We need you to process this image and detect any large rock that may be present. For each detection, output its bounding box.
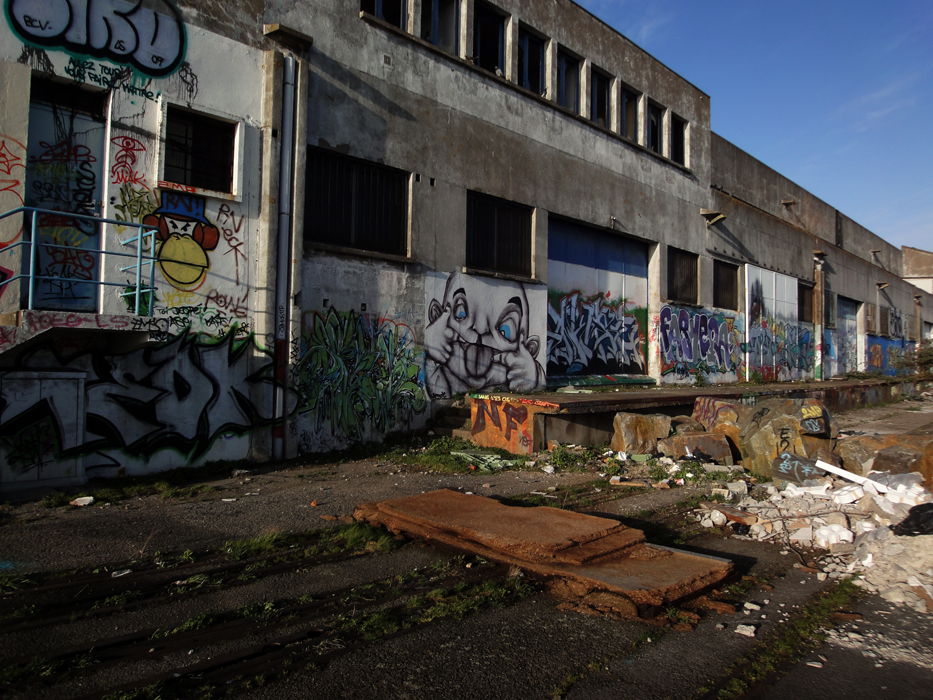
[736,398,837,478]
[834,434,933,476]
[610,413,672,454]
[658,433,733,465]
[918,442,933,492]
[692,398,754,448]
[672,415,706,435]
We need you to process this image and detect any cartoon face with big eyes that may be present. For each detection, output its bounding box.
[425,272,544,398]
[144,193,219,290]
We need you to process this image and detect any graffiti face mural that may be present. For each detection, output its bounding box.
[6,0,186,77]
[425,272,545,398]
[144,192,219,289]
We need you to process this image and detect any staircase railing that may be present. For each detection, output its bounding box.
[0,207,159,316]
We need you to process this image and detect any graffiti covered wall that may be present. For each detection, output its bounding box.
[0,326,277,480]
[655,304,744,383]
[745,266,814,381]
[824,296,858,378]
[424,271,546,398]
[867,336,914,376]
[546,219,648,379]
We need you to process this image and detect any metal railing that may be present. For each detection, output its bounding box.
[0,207,159,316]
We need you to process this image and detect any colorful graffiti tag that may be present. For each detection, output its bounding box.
[867,336,914,376]
[745,317,816,381]
[6,0,187,77]
[425,272,545,398]
[296,309,425,448]
[546,291,646,376]
[658,304,743,380]
[144,192,219,290]
[0,326,277,477]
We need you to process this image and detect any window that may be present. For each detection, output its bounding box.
[620,86,638,141]
[361,0,405,29]
[304,148,407,256]
[798,281,814,323]
[591,67,610,128]
[556,48,579,113]
[473,1,504,75]
[713,260,739,311]
[824,290,837,328]
[164,106,236,193]
[421,0,458,54]
[667,247,698,304]
[647,102,663,155]
[466,191,532,277]
[878,306,890,336]
[518,27,544,95]
[671,113,687,166]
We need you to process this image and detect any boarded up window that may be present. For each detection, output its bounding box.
[798,282,814,323]
[879,306,890,336]
[304,148,407,255]
[667,247,698,304]
[824,290,837,328]
[466,191,532,276]
[713,260,739,310]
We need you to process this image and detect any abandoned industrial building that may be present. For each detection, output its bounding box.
[0,0,930,490]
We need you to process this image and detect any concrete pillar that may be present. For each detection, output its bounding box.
[460,0,474,61]
[580,58,591,121]
[532,207,547,283]
[504,13,518,82]
[0,60,31,316]
[410,0,422,39]
[544,38,557,102]
[609,77,621,134]
[647,243,665,380]
[814,258,825,380]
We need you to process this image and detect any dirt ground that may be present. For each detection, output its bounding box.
[1,394,932,699]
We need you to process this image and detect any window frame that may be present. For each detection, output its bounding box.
[556,47,580,114]
[518,25,545,96]
[421,0,459,54]
[798,281,814,323]
[161,103,240,199]
[671,113,687,166]
[304,147,409,258]
[466,191,532,278]
[647,101,664,155]
[620,85,639,142]
[361,0,407,29]
[472,0,505,75]
[713,259,739,311]
[590,66,611,128]
[667,247,698,305]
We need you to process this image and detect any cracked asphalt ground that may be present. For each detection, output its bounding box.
[1,396,932,699]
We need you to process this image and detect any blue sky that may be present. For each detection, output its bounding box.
[576,0,933,252]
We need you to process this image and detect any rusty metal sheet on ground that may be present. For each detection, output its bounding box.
[355,489,733,617]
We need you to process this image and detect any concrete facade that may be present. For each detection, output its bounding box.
[0,0,931,488]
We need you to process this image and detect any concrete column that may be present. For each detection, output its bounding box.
[410,0,422,39]
[609,77,621,134]
[460,0,474,61]
[814,259,825,380]
[0,60,30,316]
[637,93,648,146]
[647,243,665,380]
[662,108,671,159]
[698,255,712,308]
[544,38,557,102]
[505,13,518,82]
[580,58,591,120]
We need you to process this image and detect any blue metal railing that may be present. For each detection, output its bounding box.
[0,207,159,316]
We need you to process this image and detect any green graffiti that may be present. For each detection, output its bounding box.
[298,309,426,441]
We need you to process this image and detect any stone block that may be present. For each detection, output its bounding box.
[672,415,705,435]
[657,433,733,464]
[918,442,933,492]
[834,434,933,476]
[610,413,671,455]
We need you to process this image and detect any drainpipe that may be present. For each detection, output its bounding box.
[273,55,297,460]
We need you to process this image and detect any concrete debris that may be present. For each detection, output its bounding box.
[450,451,523,472]
[734,624,758,637]
[69,496,95,507]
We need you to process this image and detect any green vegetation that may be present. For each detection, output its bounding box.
[706,579,863,699]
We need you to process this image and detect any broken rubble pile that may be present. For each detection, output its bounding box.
[699,466,933,614]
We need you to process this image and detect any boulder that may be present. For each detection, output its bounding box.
[735,398,835,478]
[918,442,933,492]
[671,415,705,435]
[834,434,933,476]
[692,398,753,448]
[610,413,672,455]
[658,433,733,465]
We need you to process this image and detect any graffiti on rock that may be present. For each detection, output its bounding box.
[425,272,545,398]
[658,305,742,379]
[0,326,277,473]
[297,309,426,446]
[6,0,186,77]
[471,397,532,452]
[546,291,646,376]
[144,192,219,290]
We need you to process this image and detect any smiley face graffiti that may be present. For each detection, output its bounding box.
[144,192,219,289]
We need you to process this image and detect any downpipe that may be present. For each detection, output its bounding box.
[273,55,297,460]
